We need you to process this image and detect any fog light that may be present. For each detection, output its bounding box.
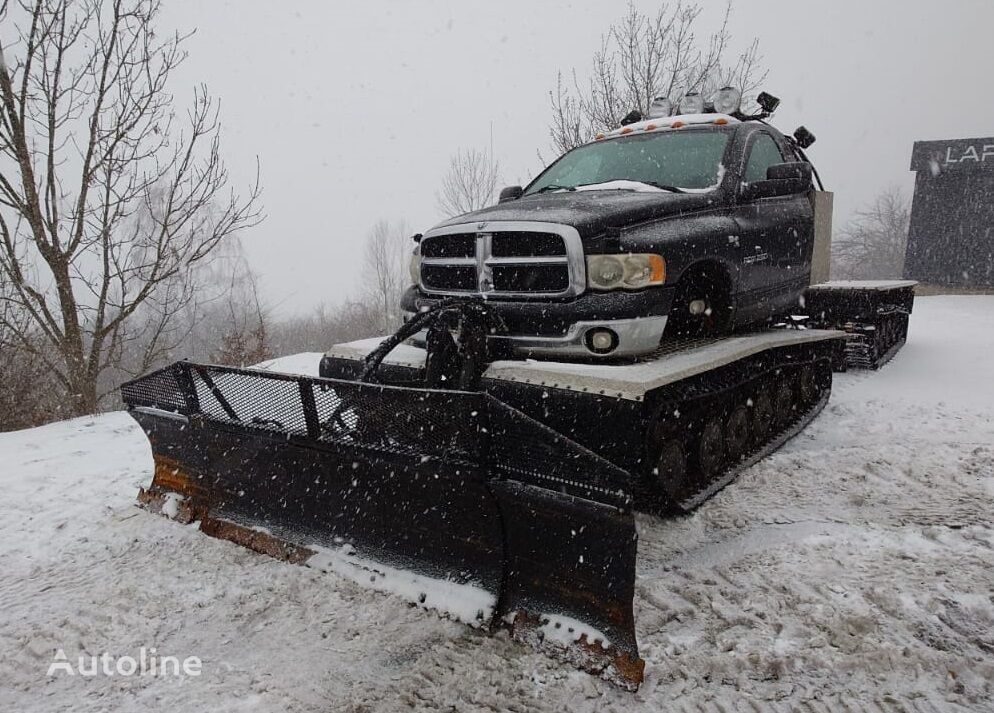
[585,328,618,354]
[678,91,704,115]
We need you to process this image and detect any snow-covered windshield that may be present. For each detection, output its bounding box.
[525,129,729,195]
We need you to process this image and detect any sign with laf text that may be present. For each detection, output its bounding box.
[910,137,994,174]
[905,135,994,287]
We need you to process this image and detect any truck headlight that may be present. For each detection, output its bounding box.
[587,254,665,290]
[409,249,420,286]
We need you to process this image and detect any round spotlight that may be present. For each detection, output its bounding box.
[647,96,673,119]
[678,91,705,115]
[712,86,741,115]
[585,328,619,355]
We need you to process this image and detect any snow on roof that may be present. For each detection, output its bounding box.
[591,113,740,144]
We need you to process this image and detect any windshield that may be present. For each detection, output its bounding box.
[525,129,729,195]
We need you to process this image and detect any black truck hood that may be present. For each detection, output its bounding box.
[431,190,720,239]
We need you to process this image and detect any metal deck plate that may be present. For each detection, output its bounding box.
[807,279,918,291]
[324,329,846,402]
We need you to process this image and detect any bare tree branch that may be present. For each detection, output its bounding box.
[361,219,411,332]
[547,1,767,154]
[832,187,910,280]
[0,0,264,415]
[436,148,499,218]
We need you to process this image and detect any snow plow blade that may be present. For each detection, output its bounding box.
[121,361,644,688]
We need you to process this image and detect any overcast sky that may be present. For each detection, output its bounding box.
[160,0,994,314]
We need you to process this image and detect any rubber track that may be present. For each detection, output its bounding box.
[872,336,907,370]
[677,388,831,511]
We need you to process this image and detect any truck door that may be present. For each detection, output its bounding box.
[733,131,813,311]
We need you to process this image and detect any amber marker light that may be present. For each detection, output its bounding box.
[648,254,666,283]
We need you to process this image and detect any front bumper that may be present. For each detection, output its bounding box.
[492,315,668,358]
[401,286,675,358]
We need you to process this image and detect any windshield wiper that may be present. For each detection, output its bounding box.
[577,179,685,193]
[533,184,576,194]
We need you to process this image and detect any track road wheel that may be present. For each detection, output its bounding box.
[695,416,726,481]
[798,365,818,404]
[653,440,692,505]
[772,379,794,430]
[725,405,751,463]
[750,391,774,444]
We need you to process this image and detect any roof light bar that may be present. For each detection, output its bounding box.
[678,92,704,115]
[647,97,673,119]
[712,86,741,115]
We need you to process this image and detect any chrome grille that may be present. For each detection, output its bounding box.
[421,233,475,259]
[491,232,567,257]
[418,222,584,298]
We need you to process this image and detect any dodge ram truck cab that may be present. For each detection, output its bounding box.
[403,97,821,358]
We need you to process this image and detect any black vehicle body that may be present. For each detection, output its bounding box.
[403,118,820,358]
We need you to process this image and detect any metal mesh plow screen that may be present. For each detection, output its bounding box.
[121,362,633,509]
[123,362,487,462]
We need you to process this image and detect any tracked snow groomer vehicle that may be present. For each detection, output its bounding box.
[122,89,915,690]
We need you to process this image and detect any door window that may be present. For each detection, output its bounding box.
[743,133,784,184]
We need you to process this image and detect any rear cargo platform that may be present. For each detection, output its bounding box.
[805,280,916,369]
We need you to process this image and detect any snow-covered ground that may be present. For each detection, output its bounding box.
[2,296,993,712]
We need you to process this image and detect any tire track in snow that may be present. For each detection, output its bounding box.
[631,520,994,711]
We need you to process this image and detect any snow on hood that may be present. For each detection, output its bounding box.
[568,180,672,193]
[431,189,719,239]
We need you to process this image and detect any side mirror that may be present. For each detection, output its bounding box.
[767,162,812,182]
[498,185,523,203]
[742,162,812,201]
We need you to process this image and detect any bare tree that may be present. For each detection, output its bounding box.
[0,0,262,416]
[547,1,767,154]
[362,219,411,332]
[107,235,269,374]
[832,187,911,280]
[0,283,64,429]
[210,269,271,367]
[269,299,383,357]
[437,148,499,217]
